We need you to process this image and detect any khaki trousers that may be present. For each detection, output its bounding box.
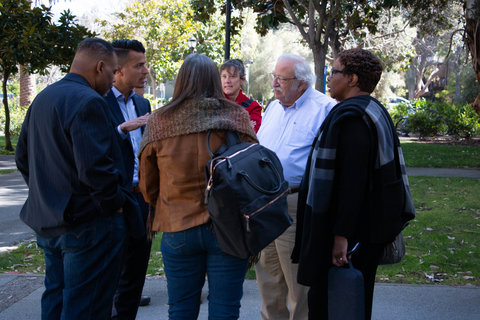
[255,193,308,320]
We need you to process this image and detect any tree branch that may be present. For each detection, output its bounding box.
[282,0,309,43]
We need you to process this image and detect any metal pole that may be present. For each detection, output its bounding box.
[225,0,231,61]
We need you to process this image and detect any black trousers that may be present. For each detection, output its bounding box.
[307,243,383,320]
[112,191,152,320]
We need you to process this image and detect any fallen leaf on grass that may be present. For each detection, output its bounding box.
[430,265,439,269]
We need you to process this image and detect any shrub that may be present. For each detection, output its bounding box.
[0,99,28,137]
[401,99,480,139]
[444,104,480,138]
[389,101,414,124]
[406,108,445,138]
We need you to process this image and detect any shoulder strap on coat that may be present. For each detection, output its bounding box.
[240,99,253,108]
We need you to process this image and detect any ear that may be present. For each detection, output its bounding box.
[298,80,308,91]
[96,60,105,74]
[348,73,359,87]
[115,64,123,75]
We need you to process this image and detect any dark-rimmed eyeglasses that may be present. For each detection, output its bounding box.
[330,68,346,75]
[269,73,297,84]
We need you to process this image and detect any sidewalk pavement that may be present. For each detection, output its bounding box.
[0,274,479,320]
[406,167,480,180]
[0,155,17,170]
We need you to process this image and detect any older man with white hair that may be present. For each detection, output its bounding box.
[255,53,336,320]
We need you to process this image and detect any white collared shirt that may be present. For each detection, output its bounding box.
[257,87,336,186]
[112,86,142,185]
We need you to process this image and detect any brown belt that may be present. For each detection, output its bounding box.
[288,186,300,194]
[130,185,141,193]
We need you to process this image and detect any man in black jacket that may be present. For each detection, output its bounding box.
[105,39,152,320]
[15,38,135,320]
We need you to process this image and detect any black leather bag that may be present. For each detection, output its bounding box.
[379,232,406,265]
[328,260,365,320]
[204,130,292,259]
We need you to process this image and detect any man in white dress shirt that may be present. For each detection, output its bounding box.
[255,54,336,320]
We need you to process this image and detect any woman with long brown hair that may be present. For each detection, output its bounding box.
[138,53,257,319]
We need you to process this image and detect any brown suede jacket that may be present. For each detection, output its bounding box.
[138,98,257,232]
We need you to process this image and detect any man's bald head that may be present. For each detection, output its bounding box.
[70,38,117,96]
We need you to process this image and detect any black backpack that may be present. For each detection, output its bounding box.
[204,130,292,259]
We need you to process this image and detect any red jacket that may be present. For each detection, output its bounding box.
[226,90,262,133]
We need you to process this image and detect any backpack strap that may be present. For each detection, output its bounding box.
[206,129,242,158]
[240,99,253,108]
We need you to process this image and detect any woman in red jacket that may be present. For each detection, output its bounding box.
[220,59,262,132]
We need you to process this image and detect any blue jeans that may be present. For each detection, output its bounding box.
[161,223,249,320]
[37,214,127,320]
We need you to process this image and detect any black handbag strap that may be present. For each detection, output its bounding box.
[206,129,242,158]
[240,99,253,108]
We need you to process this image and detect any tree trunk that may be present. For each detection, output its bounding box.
[406,67,416,100]
[312,45,327,93]
[414,55,428,98]
[2,71,13,151]
[148,71,158,108]
[464,0,480,116]
[20,65,34,107]
[454,48,462,104]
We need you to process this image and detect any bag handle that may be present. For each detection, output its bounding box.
[206,129,242,158]
[237,158,284,195]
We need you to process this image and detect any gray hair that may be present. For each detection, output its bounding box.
[277,54,315,86]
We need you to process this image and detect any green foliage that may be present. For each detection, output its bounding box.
[397,0,457,35]
[440,103,480,139]
[192,0,409,91]
[0,1,93,77]
[100,0,199,83]
[389,101,414,124]
[0,99,28,137]
[399,99,480,139]
[406,100,445,138]
[0,0,93,150]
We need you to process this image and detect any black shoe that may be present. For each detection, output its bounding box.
[139,295,151,307]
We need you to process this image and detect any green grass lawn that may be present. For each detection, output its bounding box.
[376,176,480,286]
[0,169,16,175]
[401,141,480,168]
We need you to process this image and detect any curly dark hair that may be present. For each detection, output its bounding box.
[337,48,383,93]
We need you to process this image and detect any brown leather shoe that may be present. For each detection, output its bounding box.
[139,295,151,306]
